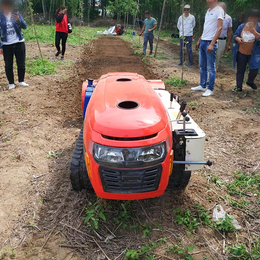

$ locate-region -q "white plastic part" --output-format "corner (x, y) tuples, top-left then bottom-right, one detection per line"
(154, 89), (206, 171)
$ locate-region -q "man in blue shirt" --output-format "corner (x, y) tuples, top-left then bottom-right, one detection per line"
(139, 10), (157, 55)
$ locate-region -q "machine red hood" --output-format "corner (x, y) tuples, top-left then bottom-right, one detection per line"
(86, 73), (168, 138)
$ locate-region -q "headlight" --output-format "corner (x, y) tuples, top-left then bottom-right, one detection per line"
(93, 142), (167, 168)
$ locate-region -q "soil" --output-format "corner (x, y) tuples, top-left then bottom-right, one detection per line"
(0, 36), (259, 260)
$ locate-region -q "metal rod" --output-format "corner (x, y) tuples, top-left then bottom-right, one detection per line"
(173, 160), (212, 166)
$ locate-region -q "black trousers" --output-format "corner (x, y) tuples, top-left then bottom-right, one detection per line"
(55, 32), (68, 56)
(2, 42), (26, 84)
(236, 51), (259, 89)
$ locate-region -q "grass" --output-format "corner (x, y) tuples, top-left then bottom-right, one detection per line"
(164, 76), (188, 88)
(23, 25), (105, 45)
(26, 58), (60, 76)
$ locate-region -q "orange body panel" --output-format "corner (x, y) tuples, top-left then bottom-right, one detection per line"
(82, 73), (173, 200)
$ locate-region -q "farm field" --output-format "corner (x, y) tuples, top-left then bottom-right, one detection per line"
(0, 26), (260, 260)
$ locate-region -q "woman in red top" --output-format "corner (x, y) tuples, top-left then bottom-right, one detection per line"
(55, 5), (68, 60)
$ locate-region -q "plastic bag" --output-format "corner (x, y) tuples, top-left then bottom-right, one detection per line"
(212, 205), (242, 230)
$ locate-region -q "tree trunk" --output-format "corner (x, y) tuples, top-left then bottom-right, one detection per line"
(41, 0), (46, 17)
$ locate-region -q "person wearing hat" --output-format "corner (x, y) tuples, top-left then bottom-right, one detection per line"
(177, 4), (196, 67)
(139, 10), (157, 55)
(191, 0), (224, 97)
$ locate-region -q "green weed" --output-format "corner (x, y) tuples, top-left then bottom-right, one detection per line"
(166, 245), (195, 260)
(125, 241), (158, 260)
(84, 201), (106, 230)
(188, 101), (200, 107)
(165, 76), (188, 88)
(45, 151), (57, 158)
(26, 59), (60, 76)
(214, 214), (236, 234)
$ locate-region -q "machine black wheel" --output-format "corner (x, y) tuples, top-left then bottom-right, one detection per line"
(167, 171), (191, 191)
(70, 127), (92, 191)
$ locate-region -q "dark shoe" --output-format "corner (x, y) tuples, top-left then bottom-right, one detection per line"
(149, 52), (153, 55)
(55, 51), (61, 57)
(61, 56), (64, 60)
(232, 86), (242, 92)
(246, 82), (258, 90)
(141, 53), (145, 56)
(178, 63), (183, 66)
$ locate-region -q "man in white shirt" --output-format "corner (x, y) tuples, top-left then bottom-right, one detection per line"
(177, 4), (196, 66)
(215, 2), (233, 68)
(191, 0), (224, 97)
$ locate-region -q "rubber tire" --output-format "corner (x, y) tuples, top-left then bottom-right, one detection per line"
(70, 127), (92, 191)
(167, 171), (191, 191)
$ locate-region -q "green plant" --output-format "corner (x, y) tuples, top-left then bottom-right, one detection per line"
(84, 201), (106, 230)
(188, 101), (200, 107)
(0, 120), (6, 125)
(214, 214), (236, 234)
(166, 245), (195, 260)
(173, 209), (201, 233)
(17, 105), (24, 112)
(45, 151), (57, 158)
(26, 58), (60, 76)
(165, 77), (188, 88)
(125, 242), (157, 260)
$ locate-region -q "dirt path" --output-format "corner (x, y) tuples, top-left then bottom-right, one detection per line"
(0, 36), (259, 260)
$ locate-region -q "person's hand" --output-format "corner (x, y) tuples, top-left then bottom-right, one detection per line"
(0, 49), (3, 55)
(195, 41), (200, 50)
(206, 43), (214, 53)
(148, 29), (152, 32)
(249, 27), (256, 35)
(139, 33), (142, 36)
(68, 33), (71, 38)
(12, 13), (20, 22)
(226, 44), (231, 52)
(236, 37), (244, 44)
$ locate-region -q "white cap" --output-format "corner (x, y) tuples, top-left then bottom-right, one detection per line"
(184, 4), (190, 9)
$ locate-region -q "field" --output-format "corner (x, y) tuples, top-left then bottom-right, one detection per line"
(0, 25), (260, 260)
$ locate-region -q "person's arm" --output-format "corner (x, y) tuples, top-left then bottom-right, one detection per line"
(233, 25), (244, 44)
(177, 17), (181, 31)
(148, 23), (157, 32)
(192, 16), (196, 29)
(226, 27), (233, 51)
(139, 24), (145, 36)
(55, 13), (64, 23)
(249, 27), (260, 39)
(207, 18), (223, 53)
(196, 36), (202, 50)
(12, 12), (27, 29)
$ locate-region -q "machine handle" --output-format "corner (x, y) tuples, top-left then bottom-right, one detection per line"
(170, 93), (175, 102)
(179, 101), (187, 113)
(173, 160), (212, 166)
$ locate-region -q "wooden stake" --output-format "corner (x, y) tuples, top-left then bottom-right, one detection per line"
(154, 0), (167, 57)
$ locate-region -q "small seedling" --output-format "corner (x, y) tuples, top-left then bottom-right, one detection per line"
(17, 105), (24, 112)
(45, 151), (57, 158)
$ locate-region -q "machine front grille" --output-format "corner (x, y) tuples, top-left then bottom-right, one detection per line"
(99, 165), (162, 194)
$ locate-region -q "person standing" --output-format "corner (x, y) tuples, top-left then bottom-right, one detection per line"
(191, 0), (224, 97)
(139, 10), (157, 55)
(234, 12), (245, 31)
(55, 5), (69, 60)
(177, 4), (196, 67)
(215, 2), (233, 68)
(0, 0), (29, 90)
(232, 9), (260, 92)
